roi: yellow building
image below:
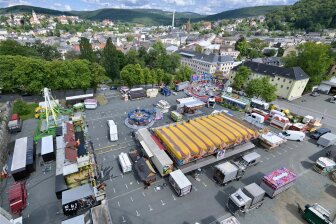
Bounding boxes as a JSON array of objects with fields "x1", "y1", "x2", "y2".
[{"x1": 230, "y1": 61, "x2": 309, "y2": 101}]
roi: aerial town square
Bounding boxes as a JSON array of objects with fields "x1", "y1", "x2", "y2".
[{"x1": 0, "y1": 0, "x2": 336, "y2": 224}]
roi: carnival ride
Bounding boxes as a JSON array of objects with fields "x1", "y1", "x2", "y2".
[
  {"x1": 125, "y1": 108, "x2": 155, "y2": 129},
  {"x1": 34, "y1": 88, "x2": 73, "y2": 142},
  {"x1": 185, "y1": 80, "x2": 223, "y2": 102}
]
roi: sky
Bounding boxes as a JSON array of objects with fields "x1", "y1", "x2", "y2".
[{"x1": 0, "y1": 0, "x2": 298, "y2": 15}]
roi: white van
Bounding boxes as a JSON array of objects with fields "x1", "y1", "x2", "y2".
[
  {"x1": 279, "y1": 130, "x2": 305, "y2": 141},
  {"x1": 118, "y1": 152, "x2": 132, "y2": 173},
  {"x1": 245, "y1": 113, "x2": 265, "y2": 124},
  {"x1": 270, "y1": 110, "x2": 285, "y2": 118}
]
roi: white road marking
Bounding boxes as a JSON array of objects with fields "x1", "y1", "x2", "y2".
[
  {"x1": 121, "y1": 174, "x2": 124, "y2": 179},
  {"x1": 172, "y1": 194, "x2": 176, "y2": 200},
  {"x1": 194, "y1": 187, "x2": 198, "y2": 191},
  {"x1": 202, "y1": 182, "x2": 207, "y2": 187},
  {"x1": 113, "y1": 155, "x2": 116, "y2": 159},
  {"x1": 125, "y1": 184, "x2": 128, "y2": 189},
  {"x1": 277, "y1": 151, "x2": 282, "y2": 155},
  {"x1": 136, "y1": 210, "x2": 140, "y2": 216},
  {"x1": 142, "y1": 192, "x2": 146, "y2": 197},
  {"x1": 271, "y1": 154, "x2": 276, "y2": 158},
  {"x1": 154, "y1": 187, "x2": 157, "y2": 192},
  {"x1": 265, "y1": 157, "x2": 270, "y2": 160},
  {"x1": 122, "y1": 216, "x2": 126, "y2": 223},
  {"x1": 130, "y1": 196, "x2": 133, "y2": 202},
  {"x1": 130, "y1": 182, "x2": 133, "y2": 185},
  {"x1": 161, "y1": 200, "x2": 166, "y2": 206},
  {"x1": 149, "y1": 204, "x2": 153, "y2": 211},
  {"x1": 137, "y1": 181, "x2": 140, "y2": 185},
  {"x1": 118, "y1": 201, "x2": 120, "y2": 207},
  {"x1": 113, "y1": 188, "x2": 115, "y2": 193}
]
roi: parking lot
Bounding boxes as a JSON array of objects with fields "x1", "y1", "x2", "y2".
[
  {"x1": 1, "y1": 90, "x2": 336, "y2": 224},
  {"x1": 85, "y1": 90, "x2": 336, "y2": 224}
]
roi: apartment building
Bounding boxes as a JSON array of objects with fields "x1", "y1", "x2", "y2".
[
  {"x1": 178, "y1": 50, "x2": 234, "y2": 75},
  {"x1": 230, "y1": 61, "x2": 309, "y2": 100}
]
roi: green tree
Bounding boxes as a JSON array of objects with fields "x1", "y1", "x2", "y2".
[
  {"x1": 79, "y1": 37, "x2": 96, "y2": 62},
  {"x1": 195, "y1": 44, "x2": 203, "y2": 53},
  {"x1": 233, "y1": 66, "x2": 251, "y2": 89},
  {"x1": 162, "y1": 73, "x2": 173, "y2": 86},
  {"x1": 245, "y1": 77, "x2": 277, "y2": 102},
  {"x1": 102, "y1": 37, "x2": 120, "y2": 81},
  {"x1": 143, "y1": 67, "x2": 152, "y2": 87},
  {"x1": 0, "y1": 40, "x2": 39, "y2": 57},
  {"x1": 125, "y1": 49, "x2": 141, "y2": 65},
  {"x1": 283, "y1": 42, "x2": 333, "y2": 90},
  {"x1": 120, "y1": 64, "x2": 144, "y2": 87},
  {"x1": 176, "y1": 65, "x2": 193, "y2": 82},
  {"x1": 149, "y1": 69, "x2": 157, "y2": 88},
  {"x1": 235, "y1": 37, "x2": 249, "y2": 57},
  {"x1": 30, "y1": 41, "x2": 61, "y2": 60},
  {"x1": 154, "y1": 68, "x2": 164, "y2": 85}
]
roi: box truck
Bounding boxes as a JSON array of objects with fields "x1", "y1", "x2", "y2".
[
  {"x1": 213, "y1": 161, "x2": 246, "y2": 185},
  {"x1": 108, "y1": 120, "x2": 118, "y2": 141},
  {"x1": 260, "y1": 167, "x2": 297, "y2": 198},
  {"x1": 227, "y1": 183, "x2": 266, "y2": 214},
  {"x1": 169, "y1": 169, "x2": 192, "y2": 196}
]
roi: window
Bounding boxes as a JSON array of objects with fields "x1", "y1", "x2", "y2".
[
  {"x1": 289, "y1": 81, "x2": 292, "y2": 83},
  {"x1": 278, "y1": 78, "x2": 280, "y2": 80},
  {"x1": 283, "y1": 79, "x2": 286, "y2": 82},
  {"x1": 287, "y1": 87, "x2": 289, "y2": 90},
  {"x1": 271, "y1": 79, "x2": 274, "y2": 81},
  {"x1": 281, "y1": 85, "x2": 283, "y2": 88}
]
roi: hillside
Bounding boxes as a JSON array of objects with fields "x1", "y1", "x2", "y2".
[
  {"x1": 0, "y1": 5, "x2": 202, "y2": 26},
  {"x1": 0, "y1": 5, "x2": 72, "y2": 16},
  {"x1": 266, "y1": 0, "x2": 336, "y2": 32},
  {"x1": 203, "y1": 5, "x2": 285, "y2": 21}
]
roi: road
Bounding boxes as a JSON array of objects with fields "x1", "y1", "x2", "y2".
[{"x1": 274, "y1": 94, "x2": 336, "y2": 128}]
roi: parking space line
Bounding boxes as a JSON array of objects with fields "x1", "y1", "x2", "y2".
[
  {"x1": 136, "y1": 210, "x2": 140, "y2": 217},
  {"x1": 149, "y1": 204, "x2": 153, "y2": 211},
  {"x1": 271, "y1": 154, "x2": 276, "y2": 158},
  {"x1": 161, "y1": 200, "x2": 166, "y2": 206},
  {"x1": 118, "y1": 201, "x2": 120, "y2": 207},
  {"x1": 130, "y1": 196, "x2": 133, "y2": 202},
  {"x1": 122, "y1": 216, "x2": 126, "y2": 223},
  {"x1": 276, "y1": 151, "x2": 282, "y2": 155},
  {"x1": 125, "y1": 184, "x2": 128, "y2": 189},
  {"x1": 113, "y1": 188, "x2": 115, "y2": 193},
  {"x1": 142, "y1": 192, "x2": 146, "y2": 197},
  {"x1": 265, "y1": 157, "x2": 270, "y2": 160},
  {"x1": 194, "y1": 186, "x2": 198, "y2": 191},
  {"x1": 172, "y1": 194, "x2": 176, "y2": 200},
  {"x1": 202, "y1": 182, "x2": 207, "y2": 187}
]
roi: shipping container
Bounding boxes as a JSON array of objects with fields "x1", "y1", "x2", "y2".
[
  {"x1": 118, "y1": 152, "x2": 132, "y2": 173},
  {"x1": 10, "y1": 137, "x2": 29, "y2": 181}
]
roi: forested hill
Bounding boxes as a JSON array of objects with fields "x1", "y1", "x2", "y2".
[
  {"x1": 0, "y1": 5, "x2": 72, "y2": 16},
  {"x1": 203, "y1": 6, "x2": 285, "y2": 21},
  {"x1": 266, "y1": 0, "x2": 336, "y2": 32}
]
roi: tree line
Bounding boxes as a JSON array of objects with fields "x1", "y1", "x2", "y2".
[
  {"x1": 0, "y1": 55, "x2": 108, "y2": 94},
  {"x1": 266, "y1": 0, "x2": 336, "y2": 32}
]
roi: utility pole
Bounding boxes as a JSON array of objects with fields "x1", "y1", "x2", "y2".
[{"x1": 172, "y1": 9, "x2": 175, "y2": 28}]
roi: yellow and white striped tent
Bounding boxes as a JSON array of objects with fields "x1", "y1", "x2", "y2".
[{"x1": 153, "y1": 113, "x2": 258, "y2": 163}]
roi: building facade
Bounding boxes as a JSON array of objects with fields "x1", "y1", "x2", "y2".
[
  {"x1": 178, "y1": 50, "x2": 234, "y2": 75},
  {"x1": 230, "y1": 61, "x2": 309, "y2": 101}
]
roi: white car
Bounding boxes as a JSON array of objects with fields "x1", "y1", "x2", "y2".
[{"x1": 279, "y1": 130, "x2": 305, "y2": 141}]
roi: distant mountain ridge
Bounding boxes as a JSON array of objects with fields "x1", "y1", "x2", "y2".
[{"x1": 0, "y1": 5, "x2": 287, "y2": 26}]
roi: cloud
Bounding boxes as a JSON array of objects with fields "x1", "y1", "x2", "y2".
[
  {"x1": 64, "y1": 4, "x2": 71, "y2": 11},
  {"x1": 163, "y1": 0, "x2": 195, "y2": 6}
]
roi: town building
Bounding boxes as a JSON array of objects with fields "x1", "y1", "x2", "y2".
[
  {"x1": 230, "y1": 61, "x2": 310, "y2": 100},
  {"x1": 178, "y1": 50, "x2": 234, "y2": 75},
  {"x1": 30, "y1": 10, "x2": 40, "y2": 25},
  {"x1": 219, "y1": 45, "x2": 240, "y2": 59},
  {"x1": 251, "y1": 57, "x2": 283, "y2": 67}
]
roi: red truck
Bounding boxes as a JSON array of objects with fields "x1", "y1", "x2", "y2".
[
  {"x1": 7, "y1": 114, "x2": 23, "y2": 133},
  {"x1": 8, "y1": 182, "x2": 27, "y2": 215}
]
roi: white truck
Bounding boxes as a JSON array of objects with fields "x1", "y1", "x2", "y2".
[
  {"x1": 118, "y1": 152, "x2": 132, "y2": 173},
  {"x1": 169, "y1": 169, "x2": 192, "y2": 196},
  {"x1": 213, "y1": 161, "x2": 246, "y2": 186},
  {"x1": 227, "y1": 183, "x2": 266, "y2": 214},
  {"x1": 107, "y1": 120, "x2": 118, "y2": 141}
]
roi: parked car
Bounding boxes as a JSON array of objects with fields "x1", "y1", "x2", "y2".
[
  {"x1": 279, "y1": 130, "x2": 305, "y2": 141},
  {"x1": 310, "y1": 92, "x2": 320, "y2": 97},
  {"x1": 110, "y1": 86, "x2": 117, "y2": 90},
  {"x1": 310, "y1": 128, "x2": 331, "y2": 140}
]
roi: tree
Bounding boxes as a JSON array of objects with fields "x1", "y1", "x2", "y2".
[
  {"x1": 30, "y1": 41, "x2": 61, "y2": 60},
  {"x1": 162, "y1": 73, "x2": 173, "y2": 86},
  {"x1": 263, "y1": 49, "x2": 277, "y2": 57},
  {"x1": 0, "y1": 40, "x2": 39, "y2": 57},
  {"x1": 283, "y1": 42, "x2": 333, "y2": 90},
  {"x1": 149, "y1": 69, "x2": 157, "y2": 88},
  {"x1": 102, "y1": 37, "x2": 120, "y2": 81},
  {"x1": 235, "y1": 37, "x2": 248, "y2": 56},
  {"x1": 79, "y1": 37, "x2": 96, "y2": 62},
  {"x1": 331, "y1": 41, "x2": 336, "y2": 48},
  {"x1": 143, "y1": 67, "x2": 152, "y2": 87},
  {"x1": 120, "y1": 64, "x2": 144, "y2": 87},
  {"x1": 195, "y1": 45, "x2": 203, "y2": 54},
  {"x1": 245, "y1": 79, "x2": 264, "y2": 98},
  {"x1": 154, "y1": 68, "x2": 164, "y2": 85},
  {"x1": 233, "y1": 66, "x2": 251, "y2": 89},
  {"x1": 176, "y1": 65, "x2": 193, "y2": 82},
  {"x1": 125, "y1": 49, "x2": 141, "y2": 65},
  {"x1": 245, "y1": 77, "x2": 277, "y2": 102}
]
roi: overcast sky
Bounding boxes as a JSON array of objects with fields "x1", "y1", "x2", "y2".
[{"x1": 0, "y1": 0, "x2": 298, "y2": 14}]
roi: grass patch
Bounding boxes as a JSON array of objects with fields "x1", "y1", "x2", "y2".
[{"x1": 13, "y1": 99, "x2": 38, "y2": 120}]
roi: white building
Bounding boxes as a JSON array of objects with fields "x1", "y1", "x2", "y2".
[{"x1": 178, "y1": 50, "x2": 234, "y2": 75}]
